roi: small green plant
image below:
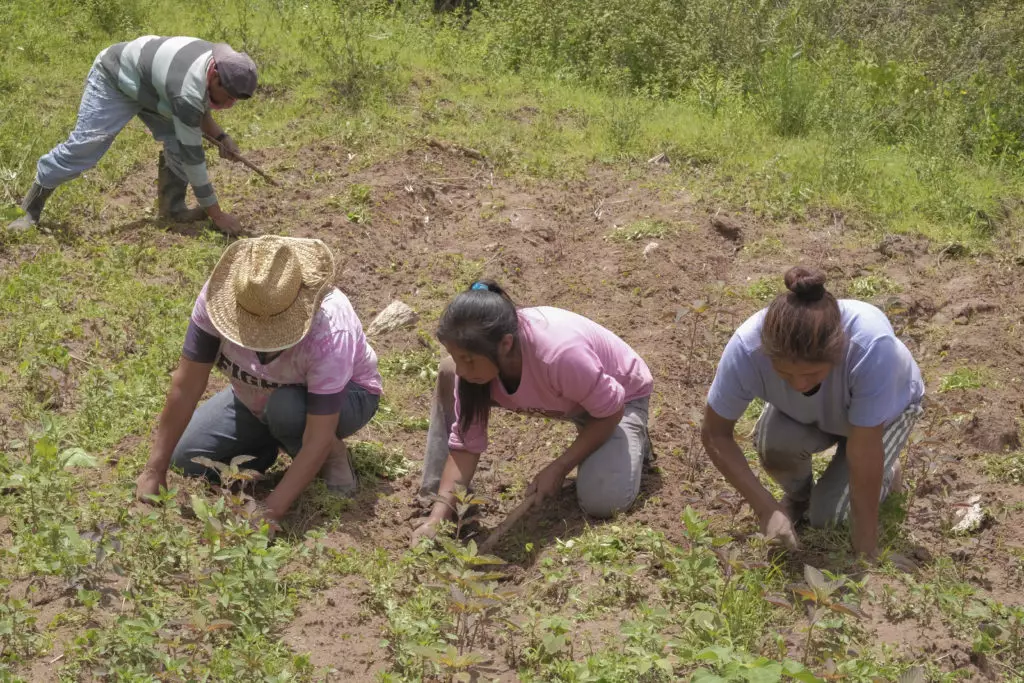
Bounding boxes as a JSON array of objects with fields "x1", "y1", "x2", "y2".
[
  {"x1": 379, "y1": 349, "x2": 440, "y2": 388},
  {"x1": 743, "y1": 235, "x2": 785, "y2": 257},
  {"x1": 847, "y1": 274, "x2": 902, "y2": 299},
  {"x1": 746, "y1": 277, "x2": 780, "y2": 302},
  {"x1": 343, "y1": 183, "x2": 373, "y2": 223},
  {"x1": 780, "y1": 565, "x2": 867, "y2": 664},
  {"x1": 0, "y1": 595, "x2": 43, "y2": 666},
  {"x1": 608, "y1": 219, "x2": 676, "y2": 242},
  {"x1": 939, "y1": 366, "x2": 987, "y2": 392},
  {"x1": 982, "y1": 450, "x2": 1024, "y2": 484},
  {"x1": 349, "y1": 441, "x2": 413, "y2": 481},
  {"x1": 191, "y1": 454, "x2": 263, "y2": 506}
]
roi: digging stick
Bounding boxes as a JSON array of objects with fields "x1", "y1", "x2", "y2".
[
  {"x1": 479, "y1": 493, "x2": 539, "y2": 553},
  {"x1": 203, "y1": 133, "x2": 280, "y2": 186}
]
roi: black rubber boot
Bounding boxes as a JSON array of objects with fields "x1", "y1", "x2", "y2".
[
  {"x1": 7, "y1": 182, "x2": 53, "y2": 232},
  {"x1": 157, "y1": 152, "x2": 206, "y2": 222}
]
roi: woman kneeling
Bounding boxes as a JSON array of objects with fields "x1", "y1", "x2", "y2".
[
  {"x1": 702, "y1": 267, "x2": 924, "y2": 558},
  {"x1": 414, "y1": 281, "x2": 654, "y2": 542}
]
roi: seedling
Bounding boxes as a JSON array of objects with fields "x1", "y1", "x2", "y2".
[
  {"x1": 429, "y1": 485, "x2": 492, "y2": 540},
  {"x1": 191, "y1": 455, "x2": 262, "y2": 507},
  {"x1": 410, "y1": 529, "x2": 511, "y2": 679},
  {"x1": 774, "y1": 565, "x2": 867, "y2": 663}
]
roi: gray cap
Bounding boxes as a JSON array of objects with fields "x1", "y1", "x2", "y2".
[{"x1": 212, "y1": 44, "x2": 258, "y2": 99}]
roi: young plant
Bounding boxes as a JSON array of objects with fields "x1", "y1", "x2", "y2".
[
  {"x1": 190, "y1": 455, "x2": 262, "y2": 508},
  {"x1": 785, "y1": 565, "x2": 867, "y2": 664}
]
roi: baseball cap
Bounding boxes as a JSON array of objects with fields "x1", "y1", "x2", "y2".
[{"x1": 211, "y1": 44, "x2": 258, "y2": 99}]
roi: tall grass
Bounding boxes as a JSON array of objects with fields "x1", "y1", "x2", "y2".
[{"x1": 1, "y1": 0, "x2": 1022, "y2": 243}]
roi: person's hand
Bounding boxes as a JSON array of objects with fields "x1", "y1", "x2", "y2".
[
  {"x1": 245, "y1": 500, "x2": 283, "y2": 538},
  {"x1": 218, "y1": 134, "x2": 241, "y2": 161},
  {"x1": 410, "y1": 518, "x2": 440, "y2": 547},
  {"x1": 525, "y1": 461, "x2": 568, "y2": 502},
  {"x1": 760, "y1": 508, "x2": 799, "y2": 550},
  {"x1": 209, "y1": 210, "x2": 241, "y2": 235},
  {"x1": 134, "y1": 466, "x2": 167, "y2": 503}
]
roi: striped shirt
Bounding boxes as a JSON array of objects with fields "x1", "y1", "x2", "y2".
[{"x1": 96, "y1": 36, "x2": 217, "y2": 208}]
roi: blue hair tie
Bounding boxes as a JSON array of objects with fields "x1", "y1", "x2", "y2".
[{"x1": 471, "y1": 282, "x2": 489, "y2": 291}]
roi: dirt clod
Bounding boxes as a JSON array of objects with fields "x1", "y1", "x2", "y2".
[{"x1": 710, "y1": 213, "x2": 743, "y2": 242}]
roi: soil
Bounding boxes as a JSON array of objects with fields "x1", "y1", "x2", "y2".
[{"x1": 7, "y1": 140, "x2": 1024, "y2": 680}]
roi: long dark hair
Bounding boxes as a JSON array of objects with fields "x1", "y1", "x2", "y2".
[
  {"x1": 761, "y1": 267, "x2": 845, "y2": 364},
  {"x1": 436, "y1": 280, "x2": 519, "y2": 434}
]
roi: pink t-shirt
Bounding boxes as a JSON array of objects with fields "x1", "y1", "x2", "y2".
[
  {"x1": 449, "y1": 307, "x2": 653, "y2": 454},
  {"x1": 189, "y1": 283, "x2": 382, "y2": 419}
]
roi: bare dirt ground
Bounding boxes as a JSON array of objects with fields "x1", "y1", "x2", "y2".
[{"x1": 15, "y1": 141, "x2": 1024, "y2": 680}]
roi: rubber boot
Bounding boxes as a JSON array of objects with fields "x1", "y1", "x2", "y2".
[
  {"x1": 157, "y1": 152, "x2": 206, "y2": 222},
  {"x1": 320, "y1": 438, "x2": 359, "y2": 498},
  {"x1": 7, "y1": 182, "x2": 53, "y2": 232}
]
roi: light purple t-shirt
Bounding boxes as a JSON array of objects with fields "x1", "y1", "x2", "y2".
[
  {"x1": 707, "y1": 300, "x2": 924, "y2": 435},
  {"x1": 449, "y1": 307, "x2": 654, "y2": 454},
  {"x1": 185, "y1": 283, "x2": 383, "y2": 419}
]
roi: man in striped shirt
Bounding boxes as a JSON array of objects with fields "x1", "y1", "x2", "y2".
[{"x1": 8, "y1": 36, "x2": 257, "y2": 235}]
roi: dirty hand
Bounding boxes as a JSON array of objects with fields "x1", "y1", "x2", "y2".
[
  {"x1": 410, "y1": 518, "x2": 439, "y2": 547},
  {"x1": 218, "y1": 134, "x2": 241, "y2": 161},
  {"x1": 210, "y1": 210, "x2": 242, "y2": 235},
  {"x1": 245, "y1": 500, "x2": 282, "y2": 538},
  {"x1": 761, "y1": 508, "x2": 800, "y2": 550},
  {"x1": 525, "y1": 461, "x2": 568, "y2": 502},
  {"x1": 134, "y1": 466, "x2": 167, "y2": 504}
]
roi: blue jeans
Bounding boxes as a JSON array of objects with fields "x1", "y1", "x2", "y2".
[
  {"x1": 170, "y1": 384, "x2": 380, "y2": 478},
  {"x1": 36, "y1": 64, "x2": 191, "y2": 189}
]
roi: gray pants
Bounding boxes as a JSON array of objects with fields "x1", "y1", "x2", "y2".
[
  {"x1": 171, "y1": 384, "x2": 379, "y2": 477},
  {"x1": 36, "y1": 64, "x2": 191, "y2": 190},
  {"x1": 419, "y1": 358, "x2": 652, "y2": 518},
  {"x1": 753, "y1": 403, "x2": 922, "y2": 527}
]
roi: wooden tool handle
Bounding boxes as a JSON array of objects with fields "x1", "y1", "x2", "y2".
[
  {"x1": 203, "y1": 133, "x2": 279, "y2": 186},
  {"x1": 479, "y1": 493, "x2": 539, "y2": 553}
]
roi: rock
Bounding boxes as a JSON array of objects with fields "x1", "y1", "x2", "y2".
[
  {"x1": 951, "y1": 494, "x2": 987, "y2": 534},
  {"x1": 711, "y1": 213, "x2": 743, "y2": 243},
  {"x1": 366, "y1": 300, "x2": 419, "y2": 337}
]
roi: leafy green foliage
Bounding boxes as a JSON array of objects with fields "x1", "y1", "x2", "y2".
[
  {"x1": 608, "y1": 219, "x2": 677, "y2": 243},
  {"x1": 939, "y1": 367, "x2": 987, "y2": 392},
  {"x1": 350, "y1": 441, "x2": 414, "y2": 481}
]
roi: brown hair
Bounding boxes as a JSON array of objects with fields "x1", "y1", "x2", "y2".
[{"x1": 760, "y1": 267, "x2": 845, "y2": 363}]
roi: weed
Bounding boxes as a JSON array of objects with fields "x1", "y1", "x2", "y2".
[
  {"x1": 379, "y1": 349, "x2": 440, "y2": 389},
  {"x1": 350, "y1": 441, "x2": 413, "y2": 481},
  {"x1": 939, "y1": 367, "x2": 987, "y2": 392},
  {"x1": 608, "y1": 219, "x2": 677, "y2": 243},
  {"x1": 743, "y1": 235, "x2": 785, "y2": 257},
  {"x1": 847, "y1": 274, "x2": 902, "y2": 299},
  {"x1": 746, "y1": 277, "x2": 780, "y2": 302},
  {"x1": 0, "y1": 595, "x2": 43, "y2": 668},
  {"x1": 982, "y1": 450, "x2": 1024, "y2": 484}
]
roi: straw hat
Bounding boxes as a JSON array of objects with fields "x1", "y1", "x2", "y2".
[{"x1": 206, "y1": 236, "x2": 336, "y2": 352}]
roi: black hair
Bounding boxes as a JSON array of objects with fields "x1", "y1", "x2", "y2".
[{"x1": 436, "y1": 279, "x2": 518, "y2": 434}]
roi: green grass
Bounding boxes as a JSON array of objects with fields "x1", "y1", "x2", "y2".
[
  {"x1": 746, "y1": 276, "x2": 781, "y2": 302},
  {"x1": 1, "y1": 0, "x2": 1023, "y2": 679},
  {"x1": 847, "y1": 274, "x2": 902, "y2": 299},
  {"x1": 983, "y1": 451, "x2": 1024, "y2": 484},
  {"x1": 607, "y1": 219, "x2": 677, "y2": 242},
  {"x1": 939, "y1": 366, "x2": 988, "y2": 392}
]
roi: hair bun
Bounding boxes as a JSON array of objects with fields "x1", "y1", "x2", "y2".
[{"x1": 784, "y1": 266, "x2": 827, "y2": 302}]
